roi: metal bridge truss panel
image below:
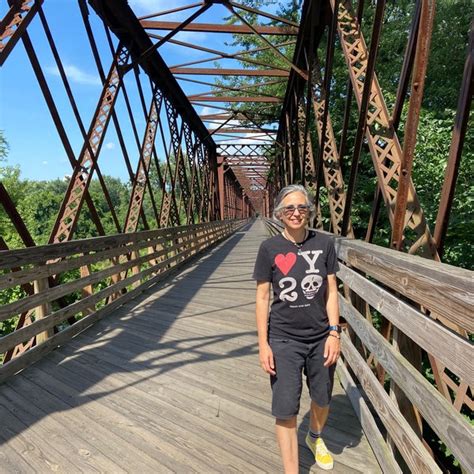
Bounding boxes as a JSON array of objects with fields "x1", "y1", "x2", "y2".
[
  {"x1": 159, "y1": 98, "x2": 188, "y2": 228},
  {"x1": 124, "y1": 89, "x2": 164, "y2": 233},
  {"x1": 51, "y1": 44, "x2": 130, "y2": 243},
  {"x1": 166, "y1": 99, "x2": 191, "y2": 223},
  {"x1": 333, "y1": 0, "x2": 437, "y2": 258},
  {"x1": 296, "y1": 100, "x2": 316, "y2": 193},
  {"x1": 311, "y1": 66, "x2": 354, "y2": 237},
  {"x1": 182, "y1": 122, "x2": 202, "y2": 224},
  {"x1": 333, "y1": 0, "x2": 471, "y2": 413}
]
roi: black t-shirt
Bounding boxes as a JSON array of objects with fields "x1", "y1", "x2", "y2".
[{"x1": 252, "y1": 230, "x2": 339, "y2": 342}]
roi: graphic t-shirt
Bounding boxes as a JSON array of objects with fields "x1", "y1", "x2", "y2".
[{"x1": 252, "y1": 230, "x2": 339, "y2": 342}]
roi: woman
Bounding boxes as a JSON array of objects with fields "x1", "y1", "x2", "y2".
[{"x1": 253, "y1": 184, "x2": 341, "y2": 473}]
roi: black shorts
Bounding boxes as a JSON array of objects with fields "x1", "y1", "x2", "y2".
[{"x1": 269, "y1": 336, "x2": 335, "y2": 419}]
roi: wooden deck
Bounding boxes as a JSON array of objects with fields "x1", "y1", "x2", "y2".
[{"x1": 0, "y1": 220, "x2": 380, "y2": 473}]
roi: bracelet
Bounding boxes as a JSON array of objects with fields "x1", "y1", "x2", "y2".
[{"x1": 328, "y1": 333, "x2": 340, "y2": 340}]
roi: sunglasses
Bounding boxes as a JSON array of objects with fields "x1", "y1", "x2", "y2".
[{"x1": 282, "y1": 204, "x2": 310, "y2": 216}]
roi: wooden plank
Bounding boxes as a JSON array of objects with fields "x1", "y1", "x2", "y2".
[
  {"x1": 0, "y1": 224, "x2": 242, "y2": 382},
  {"x1": 336, "y1": 359, "x2": 401, "y2": 474},
  {"x1": 33, "y1": 357, "x2": 282, "y2": 472},
  {"x1": 340, "y1": 333, "x2": 441, "y2": 473},
  {"x1": 334, "y1": 236, "x2": 473, "y2": 332},
  {"x1": 0, "y1": 222, "x2": 236, "y2": 323},
  {"x1": 338, "y1": 264, "x2": 473, "y2": 385},
  {"x1": 1, "y1": 384, "x2": 127, "y2": 473},
  {"x1": 4, "y1": 375, "x2": 176, "y2": 473},
  {"x1": 0, "y1": 232, "x2": 170, "y2": 291},
  {"x1": 339, "y1": 295, "x2": 474, "y2": 472},
  {"x1": 0, "y1": 220, "x2": 245, "y2": 270}
]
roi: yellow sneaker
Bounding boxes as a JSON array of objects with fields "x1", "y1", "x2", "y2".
[{"x1": 305, "y1": 434, "x2": 334, "y2": 470}]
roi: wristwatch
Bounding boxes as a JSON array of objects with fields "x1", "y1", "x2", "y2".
[{"x1": 328, "y1": 324, "x2": 341, "y2": 333}]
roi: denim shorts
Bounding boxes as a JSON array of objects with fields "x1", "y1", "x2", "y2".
[{"x1": 269, "y1": 336, "x2": 335, "y2": 419}]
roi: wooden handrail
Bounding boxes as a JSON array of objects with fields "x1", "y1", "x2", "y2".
[{"x1": 0, "y1": 220, "x2": 248, "y2": 382}]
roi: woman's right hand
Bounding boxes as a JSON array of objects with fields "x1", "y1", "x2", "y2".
[{"x1": 259, "y1": 343, "x2": 276, "y2": 375}]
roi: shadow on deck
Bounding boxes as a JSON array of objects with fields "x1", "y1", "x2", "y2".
[{"x1": 0, "y1": 221, "x2": 380, "y2": 473}]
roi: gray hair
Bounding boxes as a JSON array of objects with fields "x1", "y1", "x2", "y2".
[{"x1": 273, "y1": 184, "x2": 316, "y2": 221}]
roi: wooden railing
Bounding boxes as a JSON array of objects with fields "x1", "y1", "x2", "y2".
[
  {"x1": 0, "y1": 220, "x2": 247, "y2": 383},
  {"x1": 263, "y1": 218, "x2": 473, "y2": 473}
]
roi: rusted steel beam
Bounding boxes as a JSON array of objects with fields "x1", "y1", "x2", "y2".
[
  {"x1": 314, "y1": 0, "x2": 339, "y2": 213},
  {"x1": 189, "y1": 96, "x2": 282, "y2": 103},
  {"x1": 0, "y1": 183, "x2": 36, "y2": 248},
  {"x1": 338, "y1": 0, "x2": 365, "y2": 164},
  {"x1": 140, "y1": 4, "x2": 210, "y2": 57},
  {"x1": 229, "y1": 1, "x2": 299, "y2": 27},
  {"x1": 181, "y1": 77, "x2": 286, "y2": 96},
  {"x1": 434, "y1": 23, "x2": 473, "y2": 256},
  {"x1": 151, "y1": 32, "x2": 294, "y2": 70},
  {"x1": 0, "y1": 0, "x2": 42, "y2": 66},
  {"x1": 171, "y1": 67, "x2": 290, "y2": 77},
  {"x1": 392, "y1": 0, "x2": 422, "y2": 131},
  {"x1": 21, "y1": 31, "x2": 106, "y2": 237},
  {"x1": 138, "y1": 3, "x2": 202, "y2": 21},
  {"x1": 341, "y1": 0, "x2": 386, "y2": 237},
  {"x1": 225, "y1": 4, "x2": 307, "y2": 80},
  {"x1": 89, "y1": 0, "x2": 213, "y2": 150},
  {"x1": 392, "y1": 0, "x2": 436, "y2": 250},
  {"x1": 208, "y1": 128, "x2": 275, "y2": 134},
  {"x1": 39, "y1": 7, "x2": 121, "y2": 234},
  {"x1": 84, "y1": 8, "x2": 150, "y2": 229},
  {"x1": 51, "y1": 44, "x2": 130, "y2": 243},
  {"x1": 365, "y1": 0, "x2": 419, "y2": 240},
  {"x1": 334, "y1": 0, "x2": 438, "y2": 258},
  {"x1": 131, "y1": 68, "x2": 160, "y2": 227},
  {"x1": 124, "y1": 89, "x2": 164, "y2": 233},
  {"x1": 140, "y1": 21, "x2": 298, "y2": 35},
  {"x1": 157, "y1": 102, "x2": 180, "y2": 228},
  {"x1": 183, "y1": 124, "x2": 202, "y2": 223}
]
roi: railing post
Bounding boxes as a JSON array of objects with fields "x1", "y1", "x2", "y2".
[{"x1": 33, "y1": 277, "x2": 54, "y2": 344}]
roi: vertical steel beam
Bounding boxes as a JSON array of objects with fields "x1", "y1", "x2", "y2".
[
  {"x1": 434, "y1": 22, "x2": 473, "y2": 256},
  {"x1": 217, "y1": 156, "x2": 226, "y2": 220},
  {"x1": 314, "y1": 0, "x2": 339, "y2": 211},
  {"x1": 366, "y1": 0, "x2": 421, "y2": 242},
  {"x1": 391, "y1": 0, "x2": 436, "y2": 250},
  {"x1": 333, "y1": 0, "x2": 438, "y2": 258}
]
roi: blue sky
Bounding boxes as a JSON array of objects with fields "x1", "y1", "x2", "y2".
[{"x1": 1, "y1": 0, "x2": 278, "y2": 182}]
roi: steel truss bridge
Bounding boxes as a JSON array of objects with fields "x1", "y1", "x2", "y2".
[{"x1": 0, "y1": 0, "x2": 472, "y2": 472}]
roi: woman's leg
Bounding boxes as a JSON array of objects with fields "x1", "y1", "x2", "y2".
[
  {"x1": 275, "y1": 416, "x2": 299, "y2": 474},
  {"x1": 309, "y1": 400, "x2": 329, "y2": 432}
]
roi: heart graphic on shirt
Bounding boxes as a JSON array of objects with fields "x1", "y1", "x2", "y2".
[{"x1": 274, "y1": 252, "x2": 297, "y2": 276}]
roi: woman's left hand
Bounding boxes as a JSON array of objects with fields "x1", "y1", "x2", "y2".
[{"x1": 323, "y1": 334, "x2": 340, "y2": 367}]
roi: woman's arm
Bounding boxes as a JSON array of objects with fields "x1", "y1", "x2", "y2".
[
  {"x1": 256, "y1": 281, "x2": 276, "y2": 375},
  {"x1": 324, "y1": 274, "x2": 340, "y2": 367}
]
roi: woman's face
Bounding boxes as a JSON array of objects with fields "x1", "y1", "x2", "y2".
[{"x1": 279, "y1": 191, "x2": 309, "y2": 231}]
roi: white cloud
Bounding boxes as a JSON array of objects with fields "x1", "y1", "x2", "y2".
[
  {"x1": 105, "y1": 142, "x2": 115, "y2": 150},
  {"x1": 42, "y1": 160, "x2": 48, "y2": 165},
  {"x1": 45, "y1": 64, "x2": 101, "y2": 86}
]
